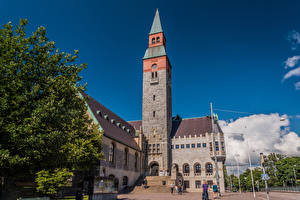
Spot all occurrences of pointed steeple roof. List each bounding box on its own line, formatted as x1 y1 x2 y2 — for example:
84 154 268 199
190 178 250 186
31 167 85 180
149 9 163 34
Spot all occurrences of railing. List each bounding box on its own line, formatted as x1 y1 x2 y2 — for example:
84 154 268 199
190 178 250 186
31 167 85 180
267 186 300 193
183 173 190 176
194 173 201 176
150 77 159 84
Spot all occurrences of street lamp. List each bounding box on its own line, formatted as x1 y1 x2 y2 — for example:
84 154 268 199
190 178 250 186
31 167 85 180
210 103 221 197
240 133 256 199
293 165 297 186
234 154 242 194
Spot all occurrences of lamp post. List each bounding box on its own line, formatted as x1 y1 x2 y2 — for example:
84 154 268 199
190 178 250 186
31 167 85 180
293 165 297 185
234 154 241 194
210 103 221 197
240 133 256 199
260 153 270 200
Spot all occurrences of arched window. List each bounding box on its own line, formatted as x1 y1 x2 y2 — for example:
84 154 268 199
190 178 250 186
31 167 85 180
152 37 155 44
124 148 128 167
123 176 128 186
205 163 213 173
156 37 160 42
183 163 190 174
194 163 201 174
109 143 115 163
135 152 138 170
152 64 157 69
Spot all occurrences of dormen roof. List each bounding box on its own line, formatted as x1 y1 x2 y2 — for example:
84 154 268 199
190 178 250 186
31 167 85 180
171 116 223 138
128 116 223 139
82 93 140 151
150 9 163 35
128 120 142 131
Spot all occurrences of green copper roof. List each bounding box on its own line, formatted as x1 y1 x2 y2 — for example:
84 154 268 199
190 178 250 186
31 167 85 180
143 45 166 59
149 9 163 35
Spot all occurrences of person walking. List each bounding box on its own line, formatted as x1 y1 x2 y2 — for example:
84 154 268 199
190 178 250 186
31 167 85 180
170 183 175 194
213 183 218 199
202 180 209 200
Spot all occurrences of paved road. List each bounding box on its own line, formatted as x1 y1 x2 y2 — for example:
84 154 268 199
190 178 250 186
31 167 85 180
118 192 300 200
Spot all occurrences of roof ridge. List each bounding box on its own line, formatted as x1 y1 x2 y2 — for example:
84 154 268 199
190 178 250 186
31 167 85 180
181 116 210 120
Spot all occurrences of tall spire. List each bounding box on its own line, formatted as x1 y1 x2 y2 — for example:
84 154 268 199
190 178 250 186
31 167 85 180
149 9 163 35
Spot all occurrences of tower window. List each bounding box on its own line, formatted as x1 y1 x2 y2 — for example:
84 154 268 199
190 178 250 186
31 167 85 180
153 111 156 117
152 64 157 69
152 37 155 44
156 37 160 42
155 71 157 78
153 95 155 101
152 72 154 78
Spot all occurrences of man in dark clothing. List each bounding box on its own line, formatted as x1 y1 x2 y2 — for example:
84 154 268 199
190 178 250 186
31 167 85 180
202 180 209 200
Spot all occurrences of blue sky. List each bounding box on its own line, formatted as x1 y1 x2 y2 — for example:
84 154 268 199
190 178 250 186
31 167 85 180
1 0 300 135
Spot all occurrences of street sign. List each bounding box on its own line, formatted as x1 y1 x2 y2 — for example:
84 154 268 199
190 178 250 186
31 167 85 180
261 173 269 181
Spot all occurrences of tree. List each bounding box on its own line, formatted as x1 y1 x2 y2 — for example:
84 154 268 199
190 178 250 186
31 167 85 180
0 19 103 197
276 157 300 186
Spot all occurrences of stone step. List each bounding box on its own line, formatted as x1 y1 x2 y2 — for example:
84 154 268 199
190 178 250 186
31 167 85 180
131 185 170 194
145 176 172 186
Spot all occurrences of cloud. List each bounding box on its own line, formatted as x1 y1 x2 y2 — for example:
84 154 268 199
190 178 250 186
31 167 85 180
287 30 300 50
295 82 300 90
282 67 300 81
220 113 300 174
284 56 300 69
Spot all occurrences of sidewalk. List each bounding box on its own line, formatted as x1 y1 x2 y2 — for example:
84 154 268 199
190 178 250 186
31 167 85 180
118 192 300 200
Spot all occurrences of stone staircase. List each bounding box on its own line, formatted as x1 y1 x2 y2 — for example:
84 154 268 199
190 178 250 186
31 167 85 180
130 176 173 194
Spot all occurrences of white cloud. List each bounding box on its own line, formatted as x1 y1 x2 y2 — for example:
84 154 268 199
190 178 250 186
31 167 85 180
282 67 300 81
287 30 300 50
220 113 300 173
295 82 300 90
284 56 300 69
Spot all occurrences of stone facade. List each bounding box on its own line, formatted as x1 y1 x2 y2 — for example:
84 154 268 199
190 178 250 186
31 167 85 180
99 135 143 191
171 130 226 192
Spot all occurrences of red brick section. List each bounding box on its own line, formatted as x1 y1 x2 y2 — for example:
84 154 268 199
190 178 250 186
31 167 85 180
148 32 166 48
143 55 169 72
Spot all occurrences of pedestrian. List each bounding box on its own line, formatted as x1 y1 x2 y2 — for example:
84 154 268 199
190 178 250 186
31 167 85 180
202 180 209 200
143 179 147 189
170 183 175 194
213 183 218 199
175 185 178 194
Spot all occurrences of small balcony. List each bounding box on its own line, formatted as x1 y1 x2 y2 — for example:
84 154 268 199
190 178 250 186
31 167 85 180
183 173 190 176
194 173 201 176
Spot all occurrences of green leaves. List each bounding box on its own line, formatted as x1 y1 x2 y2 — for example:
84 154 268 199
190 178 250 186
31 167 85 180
35 168 73 196
0 18 103 195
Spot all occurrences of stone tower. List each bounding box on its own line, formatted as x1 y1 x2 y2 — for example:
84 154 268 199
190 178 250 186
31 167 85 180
142 9 172 176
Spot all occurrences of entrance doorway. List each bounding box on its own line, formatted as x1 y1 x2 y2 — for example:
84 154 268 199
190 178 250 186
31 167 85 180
149 162 159 176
